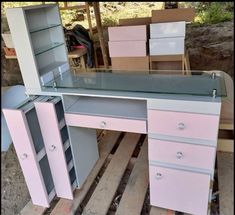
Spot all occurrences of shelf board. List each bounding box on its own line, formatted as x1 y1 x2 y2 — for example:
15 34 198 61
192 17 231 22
36 147 46 162
29 24 60 34
63 140 70 152
39 61 67 76
59 118 66 130
34 42 64 56
66 97 147 120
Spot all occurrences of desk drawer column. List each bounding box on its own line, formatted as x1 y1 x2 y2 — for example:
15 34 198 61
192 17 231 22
3 108 53 207
35 101 73 199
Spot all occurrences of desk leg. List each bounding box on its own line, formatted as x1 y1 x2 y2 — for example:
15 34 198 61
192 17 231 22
67 126 99 188
80 56 86 69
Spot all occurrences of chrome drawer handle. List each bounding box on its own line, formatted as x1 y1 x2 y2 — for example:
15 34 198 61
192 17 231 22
49 145 56 151
178 122 185 130
155 172 162 180
100 121 106 128
20 153 28 160
176 151 184 159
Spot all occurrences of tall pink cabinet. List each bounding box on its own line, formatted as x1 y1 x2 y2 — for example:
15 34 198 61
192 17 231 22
3 4 226 215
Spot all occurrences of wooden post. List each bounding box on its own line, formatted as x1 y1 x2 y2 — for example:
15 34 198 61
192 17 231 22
64 2 68 8
85 2 93 37
93 2 109 68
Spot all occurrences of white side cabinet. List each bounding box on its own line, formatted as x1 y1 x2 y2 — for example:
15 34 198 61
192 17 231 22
6 4 69 93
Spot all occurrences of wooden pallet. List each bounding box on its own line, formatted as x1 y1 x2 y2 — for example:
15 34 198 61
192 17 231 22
19 131 231 215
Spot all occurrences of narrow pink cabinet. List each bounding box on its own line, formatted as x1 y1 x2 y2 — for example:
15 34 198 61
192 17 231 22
35 97 76 200
2 96 56 207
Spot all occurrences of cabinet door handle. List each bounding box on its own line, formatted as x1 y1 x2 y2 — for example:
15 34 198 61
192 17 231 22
49 145 56 151
100 121 107 128
155 172 163 180
178 122 185 130
20 153 28 160
176 151 184 159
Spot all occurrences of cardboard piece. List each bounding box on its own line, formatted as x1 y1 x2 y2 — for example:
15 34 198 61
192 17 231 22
119 17 152 26
151 8 195 23
111 56 149 72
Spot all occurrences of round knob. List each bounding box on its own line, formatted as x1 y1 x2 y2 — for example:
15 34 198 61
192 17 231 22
155 172 162 180
100 121 106 128
178 122 185 130
49 145 56 151
20 153 28 160
176 151 184 159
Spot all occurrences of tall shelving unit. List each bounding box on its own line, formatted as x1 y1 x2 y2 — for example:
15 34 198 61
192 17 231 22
6 4 70 93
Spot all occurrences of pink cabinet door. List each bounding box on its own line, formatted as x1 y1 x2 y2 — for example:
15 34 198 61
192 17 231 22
149 139 216 170
148 110 220 141
149 165 210 214
35 101 73 199
2 109 50 207
108 41 147 57
108 25 147 41
65 113 147 134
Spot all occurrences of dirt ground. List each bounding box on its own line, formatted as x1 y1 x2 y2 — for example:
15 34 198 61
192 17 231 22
1 144 30 215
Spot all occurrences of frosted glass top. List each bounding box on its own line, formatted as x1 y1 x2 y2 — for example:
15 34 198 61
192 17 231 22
43 69 227 97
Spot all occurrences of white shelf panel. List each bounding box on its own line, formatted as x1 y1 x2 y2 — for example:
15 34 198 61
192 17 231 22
66 97 147 120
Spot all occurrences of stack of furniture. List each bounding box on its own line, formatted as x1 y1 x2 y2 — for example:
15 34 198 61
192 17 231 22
149 21 186 70
108 25 149 72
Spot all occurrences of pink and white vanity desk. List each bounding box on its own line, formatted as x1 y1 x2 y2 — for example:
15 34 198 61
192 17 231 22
3 4 229 215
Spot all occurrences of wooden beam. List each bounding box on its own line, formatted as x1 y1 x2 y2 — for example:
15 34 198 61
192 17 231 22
85 2 93 37
93 2 109 68
59 5 86 10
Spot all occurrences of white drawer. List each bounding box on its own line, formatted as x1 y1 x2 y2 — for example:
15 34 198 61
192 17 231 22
149 38 184 56
150 21 185 39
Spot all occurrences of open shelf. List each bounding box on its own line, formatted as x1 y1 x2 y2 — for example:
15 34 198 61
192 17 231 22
64 96 147 120
29 24 60 34
34 42 64 56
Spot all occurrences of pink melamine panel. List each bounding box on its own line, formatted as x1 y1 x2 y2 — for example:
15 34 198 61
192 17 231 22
35 102 73 199
149 139 216 170
108 25 147 41
148 110 220 141
2 109 50 207
108 41 147 57
65 113 147 134
149 165 210 214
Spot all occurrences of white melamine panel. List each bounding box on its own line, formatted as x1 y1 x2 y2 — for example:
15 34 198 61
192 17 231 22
147 98 221 115
150 21 185 38
149 38 184 56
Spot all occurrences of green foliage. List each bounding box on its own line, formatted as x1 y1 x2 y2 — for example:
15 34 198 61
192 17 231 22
194 2 234 25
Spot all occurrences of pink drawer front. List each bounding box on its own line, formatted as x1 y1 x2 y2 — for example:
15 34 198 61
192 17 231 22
108 25 147 41
148 110 220 141
108 41 147 57
149 165 210 214
65 113 147 134
149 139 216 170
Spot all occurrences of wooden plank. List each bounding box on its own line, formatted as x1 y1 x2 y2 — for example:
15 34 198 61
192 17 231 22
151 8 195 23
115 138 148 215
59 5 86 10
119 17 151 26
82 133 140 215
217 139 234 152
219 122 234 130
20 201 46 215
50 131 121 215
150 207 174 215
217 152 234 215
68 48 87 59
150 55 183 62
